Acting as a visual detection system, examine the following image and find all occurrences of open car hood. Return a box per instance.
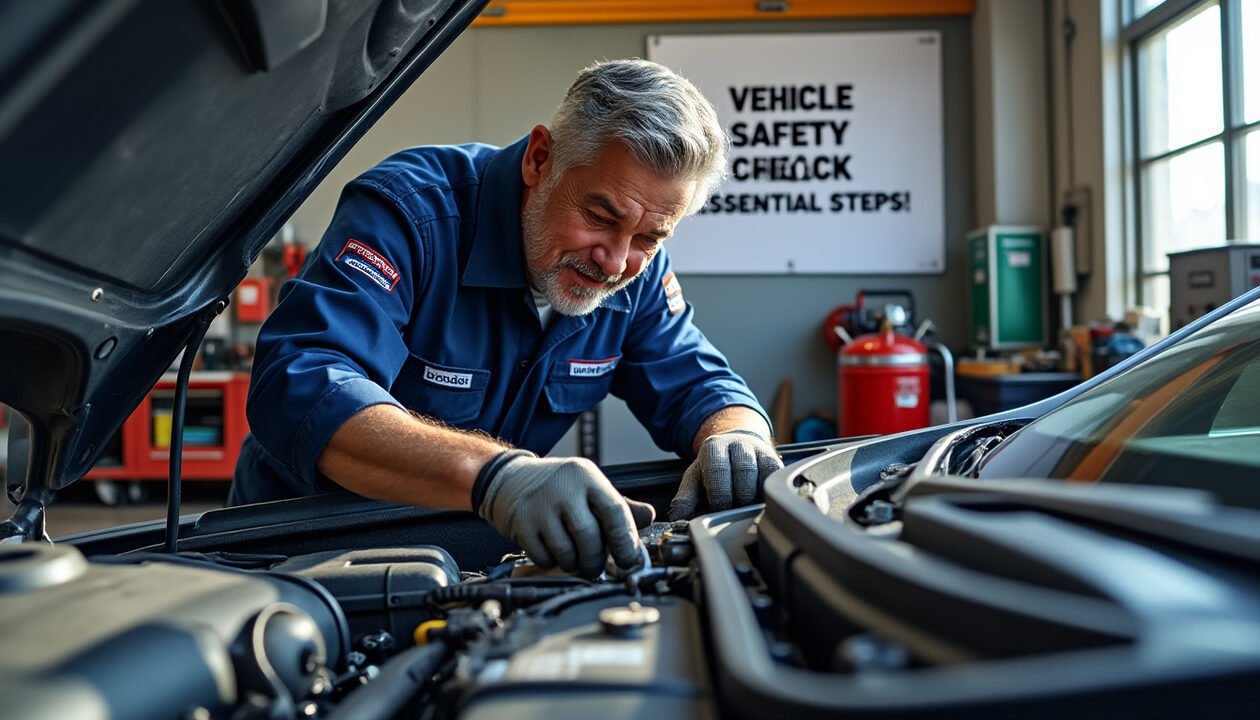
[0,0,486,497]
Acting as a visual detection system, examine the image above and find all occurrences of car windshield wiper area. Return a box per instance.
[919,419,1030,478]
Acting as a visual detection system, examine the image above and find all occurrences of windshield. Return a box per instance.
[978,297,1260,509]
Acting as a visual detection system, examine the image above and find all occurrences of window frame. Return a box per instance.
[1125,0,1260,306]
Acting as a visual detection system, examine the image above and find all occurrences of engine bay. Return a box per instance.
[6,436,1260,720]
[1,521,714,720]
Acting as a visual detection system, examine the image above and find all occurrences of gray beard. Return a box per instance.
[522,181,634,316]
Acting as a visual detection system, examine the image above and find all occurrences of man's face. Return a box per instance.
[522,137,696,316]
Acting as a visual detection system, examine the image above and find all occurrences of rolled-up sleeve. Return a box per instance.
[610,251,771,459]
[246,180,426,489]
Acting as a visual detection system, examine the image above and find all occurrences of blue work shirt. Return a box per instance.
[229,136,768,505]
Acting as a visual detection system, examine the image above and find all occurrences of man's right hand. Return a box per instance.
[474,450,654,577]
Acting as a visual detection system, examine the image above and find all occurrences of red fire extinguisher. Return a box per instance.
[837,305,930,437]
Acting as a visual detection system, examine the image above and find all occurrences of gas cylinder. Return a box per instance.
[838,305,930,437]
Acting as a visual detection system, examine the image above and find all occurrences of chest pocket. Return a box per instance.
[544,355,620,415]
[392,354,490,424]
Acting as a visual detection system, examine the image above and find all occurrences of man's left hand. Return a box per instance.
[669,430,783,521]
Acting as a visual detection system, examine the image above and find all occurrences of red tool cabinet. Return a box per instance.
[85,372,250,482]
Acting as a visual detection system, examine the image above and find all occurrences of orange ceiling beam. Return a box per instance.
[472,0,974,27]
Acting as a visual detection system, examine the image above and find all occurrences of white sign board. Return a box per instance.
[648,32,944,274]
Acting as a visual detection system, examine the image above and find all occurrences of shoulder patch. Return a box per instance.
[663,272,685,315]
[336,238,400,292]
[662,272,682,297]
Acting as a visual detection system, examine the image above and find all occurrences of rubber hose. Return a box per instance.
[324,642,450,720]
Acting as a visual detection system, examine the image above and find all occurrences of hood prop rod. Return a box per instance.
[164,299,226,553]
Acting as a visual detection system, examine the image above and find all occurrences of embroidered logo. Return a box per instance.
[336,238,400,292]
[662,272,685,315]
[568,356,619,377]
[424,366,473,388]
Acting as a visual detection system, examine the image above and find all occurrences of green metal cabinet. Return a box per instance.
[968,226,1046,350]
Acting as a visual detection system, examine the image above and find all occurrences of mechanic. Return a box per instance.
[228,59,782,577]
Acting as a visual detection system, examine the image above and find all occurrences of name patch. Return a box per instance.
[662,272,682,297]
[662,272,685,315]
[424,366,473,388]
[569,357,619,377]
[336,239,400,292]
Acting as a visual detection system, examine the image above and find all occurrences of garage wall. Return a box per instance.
[971,0,1051,229]
[288,16,973,462]
[1048,0,1131,325]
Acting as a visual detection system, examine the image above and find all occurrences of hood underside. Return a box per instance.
[0,0,486,495]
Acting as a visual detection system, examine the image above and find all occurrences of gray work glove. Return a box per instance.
[474,450,655,577]
[669,430,783,521]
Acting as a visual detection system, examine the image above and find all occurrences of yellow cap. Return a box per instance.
[413,619,448,645]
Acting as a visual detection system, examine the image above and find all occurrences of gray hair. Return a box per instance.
[547,59,727,215]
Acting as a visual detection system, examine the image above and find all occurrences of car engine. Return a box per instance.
[6,457,1260,720]
[0,522,711,720]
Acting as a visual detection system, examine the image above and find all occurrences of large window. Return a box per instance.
[1129,0,1260,316]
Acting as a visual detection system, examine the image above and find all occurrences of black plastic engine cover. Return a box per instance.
[273,545,459,644]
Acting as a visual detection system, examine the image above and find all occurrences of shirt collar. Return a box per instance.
[463,135,530,289]
[462,134,630,313]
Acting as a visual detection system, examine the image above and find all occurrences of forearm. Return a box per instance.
[316,404,512,510]
[690,405,773,456]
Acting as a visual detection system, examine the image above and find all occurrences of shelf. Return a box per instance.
[84,372,250,482]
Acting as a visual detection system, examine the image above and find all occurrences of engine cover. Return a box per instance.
[457,594,715,720]
[0,543,340,720]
